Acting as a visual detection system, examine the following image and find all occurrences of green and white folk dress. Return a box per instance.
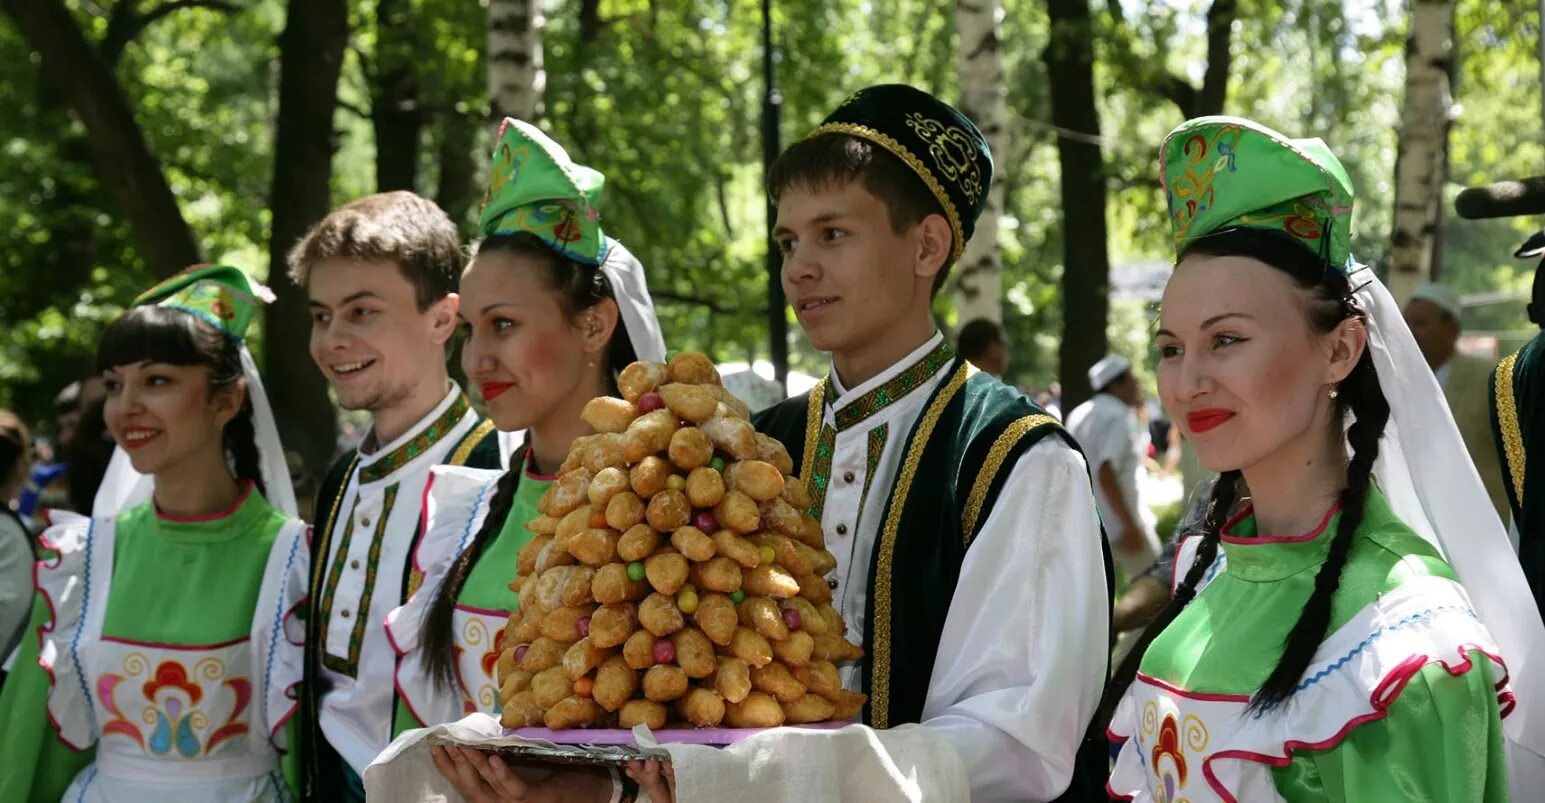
[0,484,309,802]
[1107,488,1513,802]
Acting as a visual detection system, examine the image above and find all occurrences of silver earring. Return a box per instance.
[1328,387,1339,400]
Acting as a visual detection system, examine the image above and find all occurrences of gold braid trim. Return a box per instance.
[870,361,971,729]
[1497,351,1526,504]
[309,454,360,616]
[961,415,1062,546]
[810,122,966,262]
[801,380,826,482]
[451,420,498,466]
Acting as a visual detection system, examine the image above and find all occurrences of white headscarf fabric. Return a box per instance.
[1353,266,1545,788]
[600,237,666,363]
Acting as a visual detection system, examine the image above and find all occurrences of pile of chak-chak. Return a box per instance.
[497,352,867,732]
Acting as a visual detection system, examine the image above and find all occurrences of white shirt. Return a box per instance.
[317,385,482,774]
[1066,394,1149,532]
[810,332,1109,801]
[1435,358,1454,389]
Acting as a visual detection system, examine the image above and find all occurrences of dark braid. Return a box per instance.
[1251,347,1388,711]
[422,446,525,690]
[224,397,267,498]
[1096,469,1241,728]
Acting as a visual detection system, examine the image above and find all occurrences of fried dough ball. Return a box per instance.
[832,689,868,721]
[645,551,690,595]
[568,529,620,567]
[750,662,806,703]
[555,504,594,544]
[592,656,639,712]
[724,460,784,502]
[738,597,789,641]
[731,627,774,668]
[587,466,631,507]
[711,656,753,704]
[605,491,646,531]
[623,629,658,670]
[792,660,842,701]
[535,536,579,573]
[761,497,806,539]
[701,384,752,420]
[618,361,668,403]
[642,665,690,702]
[714,490,760,534]
[521,636,569,673]
[541,605,598,643]
[646,489,691,532]
[544,695,605,729]
[783,693,837,725]
[666,351,719,385]
[592,562,650,604]
[617,523,660,562]
[588,602,638,649]
[771,630,815,667]
[561,433,628,474]
[701,415,757,460]
[693,592,739,646]
[511,608,542,644]
[724,692,784,728]
[747,533,811,575]
[629,456,673,498]
[500,690,544,728]
[812,633,864,663]
[532,565,572,610]
[796,513,826,550]
[517,533,554,577]
[779,475,812,511]
[559,566,597,607]
[525,514,560,535]
[624,411,680,462]
[561,637,611,680]
[582,397,639,434]
[686,467,727,508]
[496,647,520,684]
[796,572,833,605]
[679,687,727,728]
[619,699,669,730]
[690,556,743,594]
[713,529,762,569]
[754,434,795,476]
[803,545,838,576]
[671,627,717,679]
[670,525,717,562]
[499,666,532,701]
[657,383,718,423]
[743,564,801,599]
[638,592,685,637]
[540,468,593,517]
[817,603,846,636]
[531,665,574,708]
[667,427,714,470]
[781,598,827,635]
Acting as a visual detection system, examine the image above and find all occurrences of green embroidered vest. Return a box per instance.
[1493,331,1544,615]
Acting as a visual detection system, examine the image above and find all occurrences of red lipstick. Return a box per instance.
[1187,409,1235,434]
[481,382,513,402]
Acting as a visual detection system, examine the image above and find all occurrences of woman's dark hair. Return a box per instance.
[96,305,266,497]
[1098,227,1391,725]
[0,409,29,490]
[421,231,639,689]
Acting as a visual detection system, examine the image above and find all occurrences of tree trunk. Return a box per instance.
[487,0,544,121]
[1389,0,1455,303]
[436,109,480,235]
[951,0,1007,325]
[2,0,200,277]
[266,0,349,476]
[1045,0,1110,412]
[1105,0,1236,119]
[373,0,422,191]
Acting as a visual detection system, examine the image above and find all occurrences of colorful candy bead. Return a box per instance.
[514,644,529,663]
[638,392,665,413]
[666,474,686,491]
[627,561,646,582]
[589,509,608,529]
[730,589,746,604]
[576,616,591,638]
[709,456,726,472]
[782,607,802,631]
[652,639,677,665]
[759,546,777,566]
[574,676,594,697]
[677,587,700,614]
[693,511,719,533]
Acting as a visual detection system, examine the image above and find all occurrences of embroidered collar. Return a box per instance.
[358,387,470,485]
[826,333,954,432]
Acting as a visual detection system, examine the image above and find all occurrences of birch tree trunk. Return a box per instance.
[1389,0,1456,303]
[488,0,544,122]
[952,0,1007,325]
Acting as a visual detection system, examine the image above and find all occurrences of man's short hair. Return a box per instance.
[956,318,1006,360]
[287,191,462,310]
[769,134,955,295]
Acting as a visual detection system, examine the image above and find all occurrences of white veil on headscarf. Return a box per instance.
[1352,264,1545,789]
[497,236,665,468]
[93,304,297,519]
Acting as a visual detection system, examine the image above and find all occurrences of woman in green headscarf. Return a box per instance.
[1101,117,1545,801]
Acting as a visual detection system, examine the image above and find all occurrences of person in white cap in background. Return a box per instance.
[1403,281,1510,523]
[1065,355,1158,581]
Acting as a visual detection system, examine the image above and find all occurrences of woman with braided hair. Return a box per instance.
[373,119,667,800]
[0,265,309,801]
[1103,119,1545,801]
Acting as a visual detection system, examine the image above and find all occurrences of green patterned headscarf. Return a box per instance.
[132,264,269,341]
[1161,116,1356,273]
[478,118,607,266]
